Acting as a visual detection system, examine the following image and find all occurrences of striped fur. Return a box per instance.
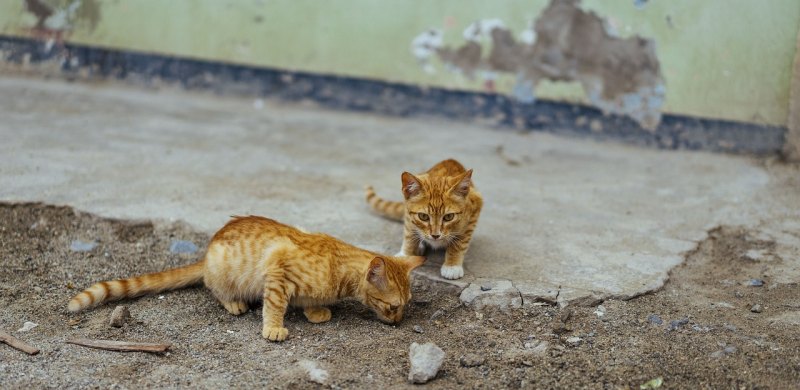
[67,261,205,312]
[68,216,425,342]
[365,186,405,221]
[366,159,482,280]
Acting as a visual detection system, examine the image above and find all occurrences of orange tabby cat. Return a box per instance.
[68,216,425,341]
[365,159,482,280]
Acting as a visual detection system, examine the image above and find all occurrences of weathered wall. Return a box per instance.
[1,0,798,128]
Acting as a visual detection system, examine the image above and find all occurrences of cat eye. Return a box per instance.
[443,213,455,222]
[417,213,430,221]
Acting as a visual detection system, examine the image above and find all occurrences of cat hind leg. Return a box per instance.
[303,307,332,323]
[221,300,249,315]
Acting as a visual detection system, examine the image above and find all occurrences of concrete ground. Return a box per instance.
[1,76,798,307]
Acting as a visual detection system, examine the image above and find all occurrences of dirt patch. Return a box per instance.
[1,203,798,388]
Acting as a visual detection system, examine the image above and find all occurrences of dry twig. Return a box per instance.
[66,338,171,354]
[0,330,40,355]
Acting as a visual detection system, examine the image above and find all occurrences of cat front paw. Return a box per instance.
[440,265,464,280]
[262,326,289,341]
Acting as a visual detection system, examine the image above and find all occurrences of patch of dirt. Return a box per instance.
[1,203,798,388]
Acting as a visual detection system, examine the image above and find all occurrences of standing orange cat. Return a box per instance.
[365,159,482,280]
[68,216,424,341]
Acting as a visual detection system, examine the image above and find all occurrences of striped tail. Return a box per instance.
[365,185,405,221]
[68,260,206,312]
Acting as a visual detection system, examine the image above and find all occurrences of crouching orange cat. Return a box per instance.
[68,216,425,341]
[365,159,482,280]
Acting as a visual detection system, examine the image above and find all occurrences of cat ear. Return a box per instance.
[401,172,422,199]
[450,169,473,197]
[367,257,389,291]
[404,256,426,272]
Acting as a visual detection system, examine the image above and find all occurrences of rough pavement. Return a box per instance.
[1,76,798,307]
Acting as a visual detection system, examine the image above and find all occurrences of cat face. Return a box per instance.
[402,170,473,245]
[363,256,425,324]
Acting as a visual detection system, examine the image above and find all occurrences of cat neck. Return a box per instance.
[333,247,378,299]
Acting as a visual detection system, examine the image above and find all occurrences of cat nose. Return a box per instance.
[431,234,440,239]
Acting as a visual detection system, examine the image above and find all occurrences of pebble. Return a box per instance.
[169,240,198,254]
[408,342,445,384]
[747,279,765,287]
[109,305,131,328]
[298,359,328,384]
[750,304,763,313]
[33,286,43,293]
[17,321,38,332]
[70,240,97,252]
[593,305,606,319]
[480,282,493,291]
[710,345,736,358]
[413,325,424,334]
[668,318,689,331]
[565,336,583,346]
[459,353,485,367]
[530,340,549,356]
[429,309,445,321]
[647,314,663,325]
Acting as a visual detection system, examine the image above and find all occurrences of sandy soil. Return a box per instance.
[1,203,799,389]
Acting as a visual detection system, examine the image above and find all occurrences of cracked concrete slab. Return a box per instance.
[1,76,798,308]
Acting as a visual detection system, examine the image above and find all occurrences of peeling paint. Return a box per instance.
[413,0,666,130]
[23,0,101,36]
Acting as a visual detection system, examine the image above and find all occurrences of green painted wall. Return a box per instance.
[1,0,798,127]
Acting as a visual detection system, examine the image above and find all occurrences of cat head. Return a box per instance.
[362,255,425,324]
[401,169,473,244]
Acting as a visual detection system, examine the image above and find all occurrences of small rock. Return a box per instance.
[413,325,424,334]
[429,308,445,321]
[298,359,329,384]
[734,290,743,298]
[747,279,765,287]
[480,282,493,291]
[169,240,198,254]
[109,305,131,328]
[559,309,573,322]
[33,286,43,293]
[593,305,606,319]
[530,340,549,356]
[711,345,736,358]
[552,321,570,334]
[750,304,763,313]
[565,336,582,346]
[459,353,485,367]
[521,360,534,367]
[647,314,663,325]
[668,318,689,331]
[70,240,97,252]
[17,321,38,332]
[408,342,445,384]
[723,323,737,332]
[744,249,765,261]
[713,302,735,309]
